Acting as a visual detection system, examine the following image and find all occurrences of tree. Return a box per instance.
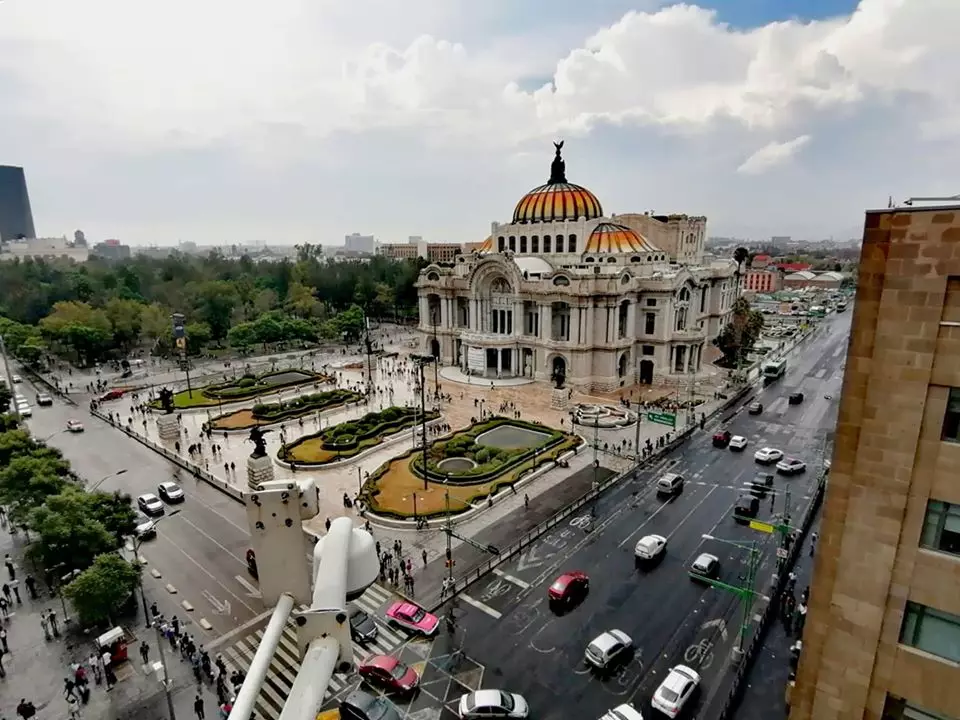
[713,297,765,368]
[64,553,140,627]
[196,281,239,342]
[184,321,213,354]
[0,453,69,523]
[0,384,10,415]
[104,298,144,351]
[285,282,322,319]
[16,337,46,366]
[28,488,119,573]
[140,303,170,348]
[733,246,750,275]
[39,301,112,366]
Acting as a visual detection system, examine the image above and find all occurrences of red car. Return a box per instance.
[358,655,420,694]
[99,389,126,402]
[548,571,589,603]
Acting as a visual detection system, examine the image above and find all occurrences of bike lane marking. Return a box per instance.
[459,593,503,620]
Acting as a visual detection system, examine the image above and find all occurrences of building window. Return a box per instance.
[497,236,505,252]
[646,298,656,307]
[556,236,565,253]
[920,500,960,557]
[544,236,552,253]
[642,345,654,356]
[645,312,656,335]
[700,290,706,312]
[520,236,527,253]
[943,388,960,442]
[568,234,577,252]
[508,236,516,252]
[631,256,641,263]
[900,602,960,663]
[531,236,539,253]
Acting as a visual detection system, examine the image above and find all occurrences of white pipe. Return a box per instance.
[230,592,296,720]
[277,636,340,720]
[312,517,352,609]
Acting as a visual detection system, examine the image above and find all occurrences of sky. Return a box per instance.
[0,0,957,247]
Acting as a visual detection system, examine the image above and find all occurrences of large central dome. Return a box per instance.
[512,141,604,224]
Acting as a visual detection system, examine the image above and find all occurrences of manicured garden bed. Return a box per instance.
[152,369,329,409]
[278,406,439,466]
[204,388,362,431]
[361,417,580,519]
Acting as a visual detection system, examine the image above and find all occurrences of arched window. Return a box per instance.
[553,275,570,287]
[585,257,594,263]
[531,236,539,253]
[426,272,440,281]
[679,287,691,302]
[568,234,577,252]
[555,236,564,253]
[620,274,631,284]
[508,236,516,252]
[675,306,688,332]
[497,236,505,252]
[544,236,552,253]
[607,257,617,263]
[631,256,642,263]
[520,236,528,253]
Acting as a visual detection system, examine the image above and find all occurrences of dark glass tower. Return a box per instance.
[0,165,37,241]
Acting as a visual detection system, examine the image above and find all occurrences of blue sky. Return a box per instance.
[0,0,957,246]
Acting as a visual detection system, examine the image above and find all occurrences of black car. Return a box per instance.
[748,402,763,415]
[789,392,804,405]
[734,495,760,521]
[349,607,379,644]
[340,690,401,720]
[748,473,775,497]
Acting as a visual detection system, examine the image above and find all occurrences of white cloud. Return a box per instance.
[0,0,958,243]
[737,135,812,175]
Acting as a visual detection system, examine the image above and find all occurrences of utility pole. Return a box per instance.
[445,485,453,581]
[431,309,440,399]
[697,535,763,662]
[592,415,600,491]
[0,335,21,421]
[633,405,642,463]
[413,355,434,491]
[363,311,374,400]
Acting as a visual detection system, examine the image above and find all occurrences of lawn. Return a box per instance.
[205,389,362,431]
[155,369,330,409]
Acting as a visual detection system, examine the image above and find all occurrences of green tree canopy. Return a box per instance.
[28,488,119,573]
[713,297,765,367]
[64,553,141,628]
[0,384,10,414]
[0,452,70,522]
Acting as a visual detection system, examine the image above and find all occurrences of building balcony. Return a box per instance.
[670,327,708,341]
[460,331,516,345]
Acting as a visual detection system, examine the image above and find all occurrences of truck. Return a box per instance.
[762,359,787,382]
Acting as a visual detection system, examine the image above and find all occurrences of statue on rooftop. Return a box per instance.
[549,140,567,184]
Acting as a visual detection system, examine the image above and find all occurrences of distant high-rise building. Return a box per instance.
[345,232,376,254]
[0,165,37,241]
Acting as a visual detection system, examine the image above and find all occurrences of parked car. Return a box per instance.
[651,665,701,718]
[656,473,684,497]
[776,458,807,475]
[357,655,419,695]
[548,571,589,606]
[712,430,731,448]
[748,473,774,497]
[690,553,720,581]
[600,704,645,720]
[634,534,667,562]
[734,495,760,521]
[349,608,379,644]
[339,690,401,720]
[137,493,165,516]
[36,393,53,406]
[788,392,804,405]
[729,435,748,451]
[748,402,763,415]
[458,690,529,719]
[585,630,633,670]
[66,419,85,433]
[754,447,784,464]
[385,601,439,636]
[157,482,184,503]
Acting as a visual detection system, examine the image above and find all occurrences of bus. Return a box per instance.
[836,302,847,313]
[762,359,787,382]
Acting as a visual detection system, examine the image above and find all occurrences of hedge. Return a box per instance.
[151,369,330,409]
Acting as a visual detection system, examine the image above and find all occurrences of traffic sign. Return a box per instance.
[777,547,789,559]
[749,520,775,534]
[647,411,676,428]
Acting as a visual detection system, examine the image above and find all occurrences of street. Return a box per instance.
[433,313,849,720]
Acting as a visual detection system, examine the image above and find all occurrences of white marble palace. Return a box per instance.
[416,143,741,392]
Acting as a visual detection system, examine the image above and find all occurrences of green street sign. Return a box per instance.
[647,411,676,428]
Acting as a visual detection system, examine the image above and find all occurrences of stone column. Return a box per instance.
[156,414,180,442]
[584,305,594,346]
[247,453,275,490]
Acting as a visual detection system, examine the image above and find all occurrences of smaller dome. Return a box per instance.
[478,236,494,253]
[585,223,660,254]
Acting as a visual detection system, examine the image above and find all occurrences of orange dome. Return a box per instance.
[512,183,603,224]
[585,223,660,254]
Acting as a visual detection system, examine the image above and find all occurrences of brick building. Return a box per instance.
[789,204,960,720]
[744,267,784,293]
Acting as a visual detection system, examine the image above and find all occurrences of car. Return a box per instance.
[656,473,684,496]
[748,402,763,415]
[16,402,32,417]
[358,655,419,694]
[99,389,125,402]
[690,553,720,581]
[729,435,748,451]
[747,473,774,497]
[11,374,22,384]
[634,534,667,562]
[157,481,184,503]
[585,630,633,670]
[66,419,85,433]
[134,515,157,540]
[458,690,529,719]
[651,665,701,718]
[754,447,784,464]
[385,601,439,636]
[734,494,760,521]
[339,689,401,720]
[349,607,379,644]
[788,392,804,405]
[776,458,807,475]
[547,571,589,604]
[36,393,53,406]
[600,704,645,720]
[712,430,731,448]
[137,493,165,516]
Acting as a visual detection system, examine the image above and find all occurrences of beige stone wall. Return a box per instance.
[790,208,960,720]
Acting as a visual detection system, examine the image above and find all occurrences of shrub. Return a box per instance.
[237,378,257,388]
[474,448,491,464]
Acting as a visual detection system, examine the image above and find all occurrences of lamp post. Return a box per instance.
[700,534,763,661]
[412,492,418,523]
[132,510,180,627]
[89,468,128,493]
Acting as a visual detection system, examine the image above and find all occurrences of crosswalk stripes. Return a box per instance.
[218,583,404,720]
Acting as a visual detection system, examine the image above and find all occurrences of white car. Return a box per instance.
[651,665,701,718]
[776,458,807,475]
[134,516,157,539]
[729,435,748,451]
[16,402,32,417]
[458,690,529,719]
[754,447,784,464]
[585,629,633,669]
[66,419,85,433]
[137,493,165,516]
[634,534,667,562]
[600,703,645,720]
[12,374,22,384]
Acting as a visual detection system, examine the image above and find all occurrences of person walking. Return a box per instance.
[194,693,206,720]
[24,575,37,600]
[421,549,428,567]
[140,641,150,665]
[40,613,51,640]
[0,627,9,653]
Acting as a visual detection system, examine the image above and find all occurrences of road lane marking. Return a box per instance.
[460,593,503,619]
[492,568,530,589]
[665,485,719,542]
[234,574,263,598]
[618,496,674,548]
[171,510,248,566]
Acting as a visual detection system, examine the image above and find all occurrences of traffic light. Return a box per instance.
[445,548,453,567]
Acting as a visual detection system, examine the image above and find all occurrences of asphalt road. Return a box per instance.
[12,377,262,637]
[438,313,850,720]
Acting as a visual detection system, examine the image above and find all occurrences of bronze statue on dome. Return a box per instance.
[549,140,567,184]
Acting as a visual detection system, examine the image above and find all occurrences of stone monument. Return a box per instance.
[246,425,275,489]
[550,366,569,410]
[155,387,181,441]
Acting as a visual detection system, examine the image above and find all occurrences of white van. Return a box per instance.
[656,473,684,496]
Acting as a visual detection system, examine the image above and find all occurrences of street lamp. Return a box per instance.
[700,534,763,661]
[89,468,128,493]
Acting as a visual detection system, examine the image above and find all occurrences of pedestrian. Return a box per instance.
[0,596,8,619]
[88,653,102,684]
[64,677,77,701]
[0,627,7,653]
[24,575,37,600]
[422,549,428,566]
[49,609,60,636]
[41,613,51,640]
[325,517,331,532]
[10,578,21,603]
[194,693,206,720]
[105,665,117,690]
[4,554,15,580]
[16,699,36,719]
[406,558,412,575]
[140,641,150,665]
[2,583,10,603]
